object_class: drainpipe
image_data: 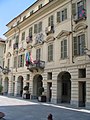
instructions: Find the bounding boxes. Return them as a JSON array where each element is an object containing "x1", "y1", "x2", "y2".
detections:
[{"x1": 70, "y1": 0, "x2": 74, "y2": 64}]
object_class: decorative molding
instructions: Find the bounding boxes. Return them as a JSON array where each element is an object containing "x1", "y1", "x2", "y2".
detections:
[
  {"x1": 45, "y1": 35, "x2": 55, "y2": 43},
  {"x1": 26, "y1": 44, "x2": 33, "y2": 50},
  {"x1": 35, "y1": 33, "x2": 44, "y2": 43},
  {"x1": 18, "y1": 47, "x2": 25, "y2": 53},
  {"x1": 74, "y1": 23, "x2": 88, "y2": 32},
  {"x1": 56, "y1": 30, "x2": 71, "y2": 39}
]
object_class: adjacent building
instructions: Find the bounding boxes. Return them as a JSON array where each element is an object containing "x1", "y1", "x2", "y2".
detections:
[
  {"x1": 0, "y1": 38, "x2": 5, "y2": 85},
  {"x1": 2, "y1": 0, "x2": 90, "y2": 108}
]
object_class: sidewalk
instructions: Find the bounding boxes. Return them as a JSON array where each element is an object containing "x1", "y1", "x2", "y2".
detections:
[{"x1": 3, "y1": 95, "x2": 90, "y2": 112}]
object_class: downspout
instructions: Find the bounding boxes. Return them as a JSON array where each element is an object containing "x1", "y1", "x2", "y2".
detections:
[{"x1": 71, "y1": 0, "x2": 74, "y2": 63}]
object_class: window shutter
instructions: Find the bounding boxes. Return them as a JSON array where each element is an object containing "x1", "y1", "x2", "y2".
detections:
[
  {"x1": 81, "y1": 34, "x2": 85, "y2": 54},
  {"x1": 51, "y1": 15, "x2": 53, "y2": 26},
  {"x1": 38, "y1": 22, "x2": 42, "y2": 33},
  {"x1": 29, "y1": 27, "x2": 32, "y2": 36},
  {"x1": 57, "y1": 11, "x2": 61, "y2": 23},
  {"x1": 65, "y1": 9, "x2": 67, "y2": 19},
  {"x1": 73, "y1": 37, "x2": 78, "y2": 56},
  {"x1": 34, "y1": 24, "x2": 37, "y2": 34},
  {"x1": 48, "y1": 17, "x2": 51, "y2": 26},
  {"x1": 61, "y1": 41, "x2": 63, "y2": 58},
  {"x1": 64, "y1": 39, "x2": 67, "y2": 58},
  {"x1": 72, "y1": 3, "x2": 76, "y2": 18}
]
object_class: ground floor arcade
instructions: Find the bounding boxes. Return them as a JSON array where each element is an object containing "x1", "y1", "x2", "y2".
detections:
[{"x1": 1, "y1": 63, "x2": 90, "y2": 109}]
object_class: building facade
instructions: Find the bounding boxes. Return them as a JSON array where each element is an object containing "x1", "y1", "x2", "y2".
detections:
[
  {"x1": 0, "y1": 38, "x2": 5, "y2": 85},
  {"x1": 3, "y1": 0, "x2": 90, "y2": 108}
]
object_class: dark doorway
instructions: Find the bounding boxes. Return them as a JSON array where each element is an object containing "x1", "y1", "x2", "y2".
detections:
[{"x1": 79, "y1": 81, "x2": 86, "y2": 107}]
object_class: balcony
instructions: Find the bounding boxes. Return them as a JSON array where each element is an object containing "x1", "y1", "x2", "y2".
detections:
[
  {"x1": 0, "y1": 66, "x2": 11, "y2": 74},
  {"x1": 26, "y1": 36, "x2": 33, "y2": 43},
  {"x1": 45, "y1": 25, "x2": 54, "y2": 35},
  {"x1": 27, "y1": 60, "x2": 45, "y2": 72},
  {"x1": 74, "y1": 9, "x2": 86, "y2": 23}
]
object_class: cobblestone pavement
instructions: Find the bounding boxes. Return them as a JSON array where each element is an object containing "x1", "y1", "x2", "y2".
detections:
[{"x1": 0, "y1": 96, "x2": 90, "y2": 120}]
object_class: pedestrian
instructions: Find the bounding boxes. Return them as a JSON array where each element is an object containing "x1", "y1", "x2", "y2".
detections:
[
  {"x1": 0, "y1": 112, "x2": 5, "y2": 119},
  {"x1": 47, "y1": 113, "x2": 53, "y2": 120}
]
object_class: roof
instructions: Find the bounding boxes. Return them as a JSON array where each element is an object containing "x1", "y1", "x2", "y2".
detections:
[{"x1": 0, "y1": 38, "x2": 5, "y2": 43}]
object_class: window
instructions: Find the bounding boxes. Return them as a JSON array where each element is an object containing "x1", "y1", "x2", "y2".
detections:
[
  {"x1": 57, "y1": 11, "x2": 61, "y2": 23},
  {"x1": 47, "y1": 72, "x2": 52, "y2": 80},
  {"x1": 17, "y1": 21, "x2": 19, "y2": 25},
  {"x1": 72, "y1": 0, "x2": 86, "y2": 20},
  {"x1": 9, "y1": 39, "x2": 12, "y2": 47},
  {"x1": 21, "y1": 32, "x2": 25, "y2": 41},
  {"x1": 36, "y1": 48, "x2": 41, "y2": 60},
  {"x1": 14, "y1": 56, "x2": 17, "y2": 68},
  {"x1": 62, "y1": 9, "x2": 67, "y2": 21},
  {"x1": 78, "y1": 68, "x2": 86, "y2": 78},
  {"x1": 48, "y1": 15, "x2": 54, "y2": 26},
  {"x1": 38, "y1": 22, "x2": 42, "y2": 33},
  {"x1": 27, "y1": 74, "x2": 30, "y2": 80},
  {"x1": 13, "y1": 76, "x2": 15, "y2": 81},
  {"x1": 38, "y1": 4, "x2": 42, "y2": 10},
  {"x1": 29, "y1": 27, "x2": 33, "y2": 37},
  {"x1": 48, "y1": 44, "x2": 53, "y2": 62},
  {"x1": 23, "y1": 16, "x2": 26, "y2": 20},
  {"x1": 16, "y1": 35, "x2": 19, "y2": 43},
  {"x1": 57, "y1": 8, "x2": 67, "y2": 23},
  {"x1": 7, "y1": 59, "x2": 10, "y2": 68},
  {"x1": 61, "y1": 39, "x2": 67, "y2": 59},
  {"x1": 30, "y1": 10, "x2": 33, "y2": 15},
  {"x1": 49, "y1": 0, "x2": 53, "y2": 2},
  {"x1": 4, "y1": 45, "x2": 6, "y2": 53},
  {"x1": 73, "y1": 34, "x2": 85, "y2": 56},
  {"x1": 34, "y1": 24, "x2": 38, "y2": 34},
  {"x1": 34, "y1": 22, "x2": 42, "y2": 34},
  {"x1": 77, "y1": 1, "x2": 86, "y2": 19},
  {"x1": 18, "y1": 54, "x2": 24, "y2": 67}
]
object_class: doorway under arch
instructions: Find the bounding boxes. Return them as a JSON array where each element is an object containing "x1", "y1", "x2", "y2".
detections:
[
  {"x1": 33, "y1": 74, "x2": 43, "y2": 98},
  {"x1": 17, "y1": 76, "x2": 23, "y2": 97},
  {"x1": 57, "y1": 71, "x2": 71, "y2": 103}
]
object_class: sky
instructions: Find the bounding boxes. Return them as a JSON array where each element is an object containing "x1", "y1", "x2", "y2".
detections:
[{"x1": 0, "y1": 0, "x2": 36, "y2": 39}]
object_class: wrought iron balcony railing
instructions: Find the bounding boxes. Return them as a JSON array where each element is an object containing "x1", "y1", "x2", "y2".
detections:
[{"x1": 26, "y1": 60, "x2": 45, "y2": 72}]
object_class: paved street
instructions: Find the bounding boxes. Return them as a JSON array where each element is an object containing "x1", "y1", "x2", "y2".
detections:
[{"x1": 0, "y1": 96, "x2": 90, "y2": 120}]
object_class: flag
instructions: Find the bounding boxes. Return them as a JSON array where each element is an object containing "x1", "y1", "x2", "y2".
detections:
[{"x1": 26, "y1": 52, "x2": 30, "y2": 66}]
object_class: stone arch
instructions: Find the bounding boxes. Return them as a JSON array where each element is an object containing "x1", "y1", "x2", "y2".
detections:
[
  {"x1": 56, "y1": 30, "x2": 71, "y2": 39},
  {"x1": 17, "y1": 76, "x2": 24, "y2": 97},
  {"x1": 4, "y1": 77, "x2": 9, "y2": 95},
  {"x1": 57, "y1": 71, "x2": 71, "y2": 103},
  {"x1": 74, "y1": 23, "x2": 87, "y2": 32},
  {"x1": 33, "y1": 74, "x2": 43, "y2": 98}
]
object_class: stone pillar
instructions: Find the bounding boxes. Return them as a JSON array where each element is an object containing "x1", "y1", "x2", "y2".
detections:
[
  {"x1": 8, "y1": 74, "x2": 13, "y2": 96},
  {"x1": 86, "y1": 80, "x2": 90, "y2": 109},
  {"x1": 2, "y1": 75, "x2": 6, "y2": 93},
  {"x1": 51, "y1": 80, "x2": 57, "y2": 104},
  {"x1": 71, "y1": 79, "x2": 78, "y2": 107},
  {"x1": 23, "y1": 74, "x2": 27, "y2": 94},
  {"x1": 14, "y1": 76, "x2": 18, "y2": 96}
]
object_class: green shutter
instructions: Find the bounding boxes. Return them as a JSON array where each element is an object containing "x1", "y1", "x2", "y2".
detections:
[
  {"x1": 72, "y1": 3, "x2": 76, "y2": 18},
  {"x1": 81, "y1": 34, "x2": 85, "y2": 54},
  {"x1": 38, "y1": 22, "x2": 42, "y2": 33},
  {"x1": 61, "y1": 41, "x2": 63, "y2": 59},
  {"x1": 34, "y1": 24, "x2": 37, "y2": 34},
  {"x1": 51, "y1": 15, "x2": 53, "y2": 26},
  {"x1": 57, "y1": 11, "x2": 61, "y2": 23},
  {"x1": 73, "y1": 37, "x2": 78, "y2": 56}
]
